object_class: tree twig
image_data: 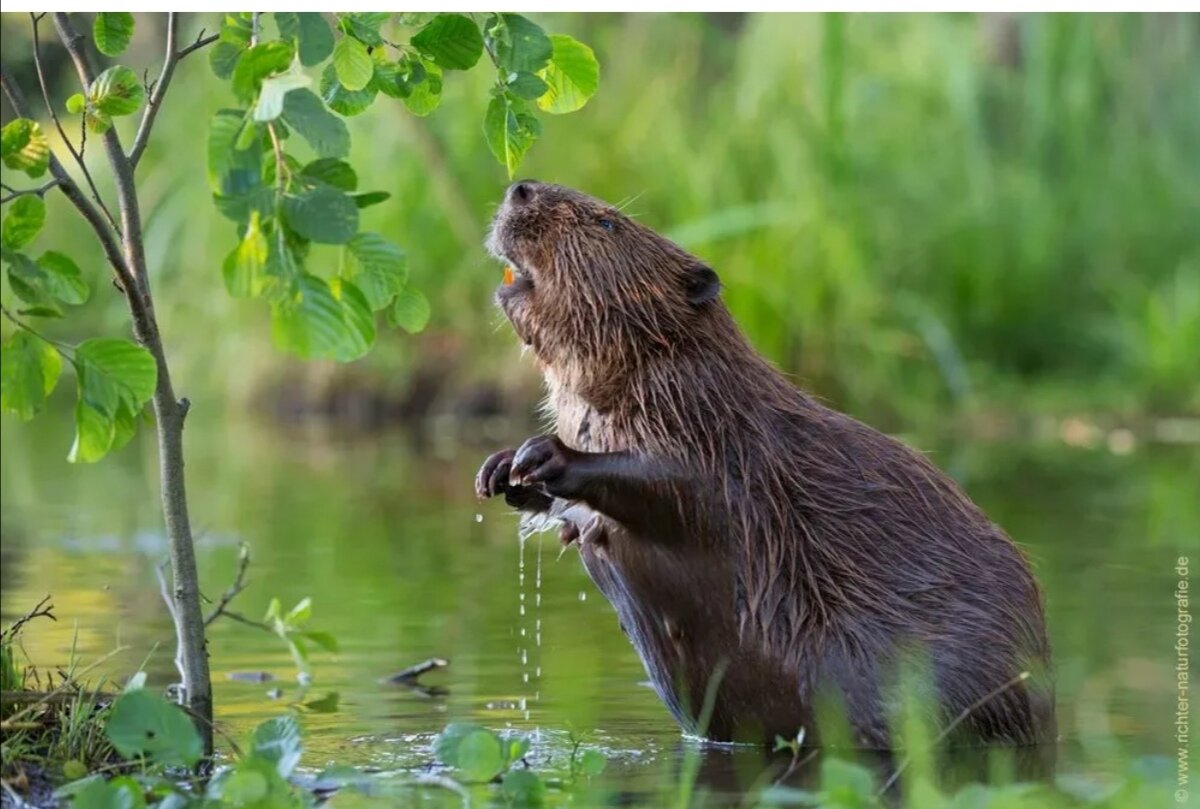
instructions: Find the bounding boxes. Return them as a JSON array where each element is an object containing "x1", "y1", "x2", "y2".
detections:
[
  {"x1": 1, "y1": 595, "x2": 56, "y2": 643},
  {"x1": 204, "y1": 543, "x2": 252, "y2": 627},
  {"x1": 28, "y1": 12, "x2": 119, "y2": 231},
  {"x1": 130, "y1": 14, "x2": 217, "y2": 168},
  {"x1": 0, "y1": 179, "x2": 59, "y2": 204},
  {"x1": 177, "y1": 30, "x2": 219, "y2": 61}
]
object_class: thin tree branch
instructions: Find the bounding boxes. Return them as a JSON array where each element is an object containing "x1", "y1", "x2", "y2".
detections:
[
  {"x1": 178, "y1": 31, "x2": 220, "y2": 61},
  {"x1": 204, "y1": 544, "x2": 252, "y2": 627},
  {"x1": 0, "y1": 304, "x2": 75, "y2": 359},
  {"x1": 0, "y1": 595, "x2": 55, "y2": 643},
  {"x1": 0, "y1": 70, "x2": 139, "y2": 307},
  {"x1": 28, "y1": 12, "x2": 119, "y2": 231},
  {"x1": 0, "y1": 179, "x2": 59, "y2": 204},
  {"x1": 130, "y1": 15, "x2": 218, "y2": 169}
]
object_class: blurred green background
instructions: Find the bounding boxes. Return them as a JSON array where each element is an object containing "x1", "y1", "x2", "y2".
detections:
[
  {"x1": 2, "y1": 12, "x2": 1199, "y2": 798},
  {"x1": 2, "y1": 12, "x2": 1197, "y2": 428}
]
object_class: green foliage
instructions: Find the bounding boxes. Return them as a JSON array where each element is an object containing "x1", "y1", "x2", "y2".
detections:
[
  {"x1": 263, "y1": 597, "x2": 339, "y2": 680},
  {"x1": 88, "y1": 66, "x2": 145, "y2": 117},
  {"x1": 69, "y1": 338, "x2": 157, "y2": 464},
  {"x1": 2, "y1": 194, "x2": 46, "y2": 250},
  {"x1": 0, "y1": 331, "x2": 61, "y2": 420},
  {"x1": 105, "y1": 688, "x2": 203, "y2": 767},
  {"x1": 92, "y1": 13, "x2": 135, "y2": 57},
  {"x1": 197, "y1": 11, "x2": 597, "y2": 359},
  {"x1": 1, "y1": 118, "x2": 50, "y2": 178}
]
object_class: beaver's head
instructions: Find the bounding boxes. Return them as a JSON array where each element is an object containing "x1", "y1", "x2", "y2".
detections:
[{"x1": 487, "y1": 181, "x2": 722, "y2": 379}]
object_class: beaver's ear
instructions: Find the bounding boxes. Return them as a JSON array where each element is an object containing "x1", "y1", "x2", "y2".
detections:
[{"x1": 684, "y1": 263, "x2": 721, "y2": 306}]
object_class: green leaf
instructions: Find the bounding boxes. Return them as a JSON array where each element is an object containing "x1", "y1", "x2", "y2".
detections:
[
  {"x1": 75, "y1": 338, "x2": 157, "y2": 417},
  {"x1": 282, "y1": 89, "x2": 350, "y2": 158},
  {"x1": 320, "y1": 63, "x2": 377, "y2": 117},
  {"x1": 1, "y1": 119, "x2": 50, "y2": 178},
  {"x1": 301, "y1": 631, "x2": 339, "y2": 653},
  {"x1": 338, "y1": 13, "x2": 389, "y2": 47},
  {"x1": 412, "y1": 14, "x2": 484, "y2": 71},
  {"x1": 88, "y1": 66, "x2": 144, "y2": 117},
  {"x1": 456, "y1": 729, "x2": 505, "y2": 783},
  {"x1": 254, "y1": 61, "x2": 311, "y2": 122},
  {"x1": 435, "y1": 722, "x2": 485, "y2": 767},
  {"x1": 300, "y1": 157, "x2": 357, "y2": 191},
  {"x1": 351, "y1": 191, "x2": 390, "y2": 209},
  {"x1": 345, "y1": 232, "x2": 406, "y2": 310},
  {"x1": 332, "y1": 36, "x2": 373, "y2": 92},
  {"x1": 37, "y1": 251, "x2": 89, "y2": 305},
  {"x1": 69, "y1": 397, "x2": 114, "y2": 463},
  {"x1": 501, "y1": 770, "x2": 545, "y2": 805},
  {"x1": 402, "y1": 61, "x2": 442, "y2": 117},
  {"x1": 370, "y1": 54, "x2": 410, "y2": 99},
  {"x1": 70, "y1": 775, "x2": 145, "y2": 809},
  {"x1": 65, "y1": 93, "x2": 86, "y2": 114},
  {"x1": 579, "y1": 748, "x2": 607, "y2": 776},
  {"x1": 271, "y1": 273, "x2": 370, "y2": 360},
  {"x1": 2, "y1": 195, "x2": 46, "y2": 250},
  {"x1": 85, "y1": 110, "x2": 113, "y2": 135},
  {"x1": 285, "y1": 596, "x2": 312, "y2": 626},
  {"x1": 506, "y1": 72, "x2": 549, "y2": 100},
  {"x1": 93, "y1": 12, "x2": 135, "y2": 57},
  {"x1": 249, "y1": 716, "x2": 303, "y2": 778},
  {"x1": 104, "y1": 689, "x2": 203, "y2": 767},
  {"x1": 209, "y1": 41, "x2": 244, "y2": 80},
  {"x1": 484, "y1": 96, "x2": 540, "y2": 178},
  {"x1": 282, "y1": 185, "x2": 358, "y2": 244},
  {"x1": 0, "y1": 332, "x2": 61, "y2": 420},
  {"x1": 537, "y1": 35, "x2": 600, "y2": 114},
  {"x1": 6, "y1": 254, "x2": 63, "y2": 317},
  {"x1": 486, "y1": 14, "x2": 553, "y2": 74},
  {"x1": 232, "y1": 41, "x2": 295, "y2": 103},
  {"x1": 223, "y1": 212, "x2": 269, "y2": 297},
  {"x1": 207, "y1": 109, "x2": 262, "y2": 194},
  {"x1": 330, "y1": 277, "x2": 375, "y2": 360},
  {"x1": 276, "y1": 12, "x2": 335, "y2": 67},
  {"x1": 389, "y1": 288, "x2": 430, "y2": 334}
]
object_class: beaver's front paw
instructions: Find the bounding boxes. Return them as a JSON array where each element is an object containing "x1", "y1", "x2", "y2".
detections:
[
  {"x1": 510, "y1": 435, "x2": 577, "y2": 492},
  {"x1": 475, "y1": 448, "x2": 516, "y2": 500}
]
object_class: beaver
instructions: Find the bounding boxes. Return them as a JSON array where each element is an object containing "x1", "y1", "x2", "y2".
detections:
[{"x1": 475, "y1": 181, "x2": 1055, "y2": 749}]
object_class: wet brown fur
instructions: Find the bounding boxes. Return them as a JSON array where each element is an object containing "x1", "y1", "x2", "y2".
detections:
[{"x1": 485, "y1": 182, "x2": 1055, "y2": 748}]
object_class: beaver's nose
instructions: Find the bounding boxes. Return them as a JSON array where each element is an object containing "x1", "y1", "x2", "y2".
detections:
[{"x1": 508, "y1": 180, "x2": 539, "y2": 206}]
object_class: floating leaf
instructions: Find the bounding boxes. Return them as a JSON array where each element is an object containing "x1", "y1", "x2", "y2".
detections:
[
  {"x1": 1, "y1": 119, "x2": 50, "y2": 178},
  {"x1": 389, "y1": 288, "x2": 430, "y2": 334},
  {"x1": 282, "y1": 185, "x2": 358, "y2": 244},
  {"x1": 88, "y1": 66, "x2": 145, "y2": 117},
  {"x1": 0, "y1": 331, "x2": 61, "y2": 420},
  {"x1": 537, "y1": 35, "x2": 600, "y2": 114},
  {"x1": 412, "y1": 14, "x2": 484, "y2": 71},
  {"x1": 332, "y1": 35, "x2": 373, "y2": 92},
  {"x1": 104, "y1": 689, "x2": 202, "y2": 767},
  {"x1": 1, "y1": 196, "x2": 46, "y2": 250},
  {"x1": 93, "y1": 12, "x2": 134, "y2": 57},
  {"x1": 456, "y1": 729, "x2": 505, "y2": 783},
  {"x1": 282, "y1": 89, "x2": 350, "y2": 158}
]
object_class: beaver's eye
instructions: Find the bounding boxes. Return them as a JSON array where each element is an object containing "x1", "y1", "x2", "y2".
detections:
[{"x1": 599, "y1": 218, "x2": 615, "y2": 231}]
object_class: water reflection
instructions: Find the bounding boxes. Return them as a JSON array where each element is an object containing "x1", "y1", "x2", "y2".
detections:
[{"x1": 1, "y1": 410, "x2": 1194, "y2": 798}]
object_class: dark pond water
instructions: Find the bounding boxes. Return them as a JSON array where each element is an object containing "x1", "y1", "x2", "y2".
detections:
[{"x1": 1, "y1": 409, "x2": 1195, "y2": 800}]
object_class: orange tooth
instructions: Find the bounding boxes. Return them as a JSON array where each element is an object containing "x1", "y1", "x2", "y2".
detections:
[{"x1": 503, "y1": 266, "x2": 515, "y2": 285}]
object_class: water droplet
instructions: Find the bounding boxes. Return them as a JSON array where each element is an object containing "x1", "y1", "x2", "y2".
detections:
[
  {"x1": 578, "y1": 591, "x2": 587, "y2": 601},
  {"x1": 474, "y1": 513, "x2": 483, "y2": 523}
]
